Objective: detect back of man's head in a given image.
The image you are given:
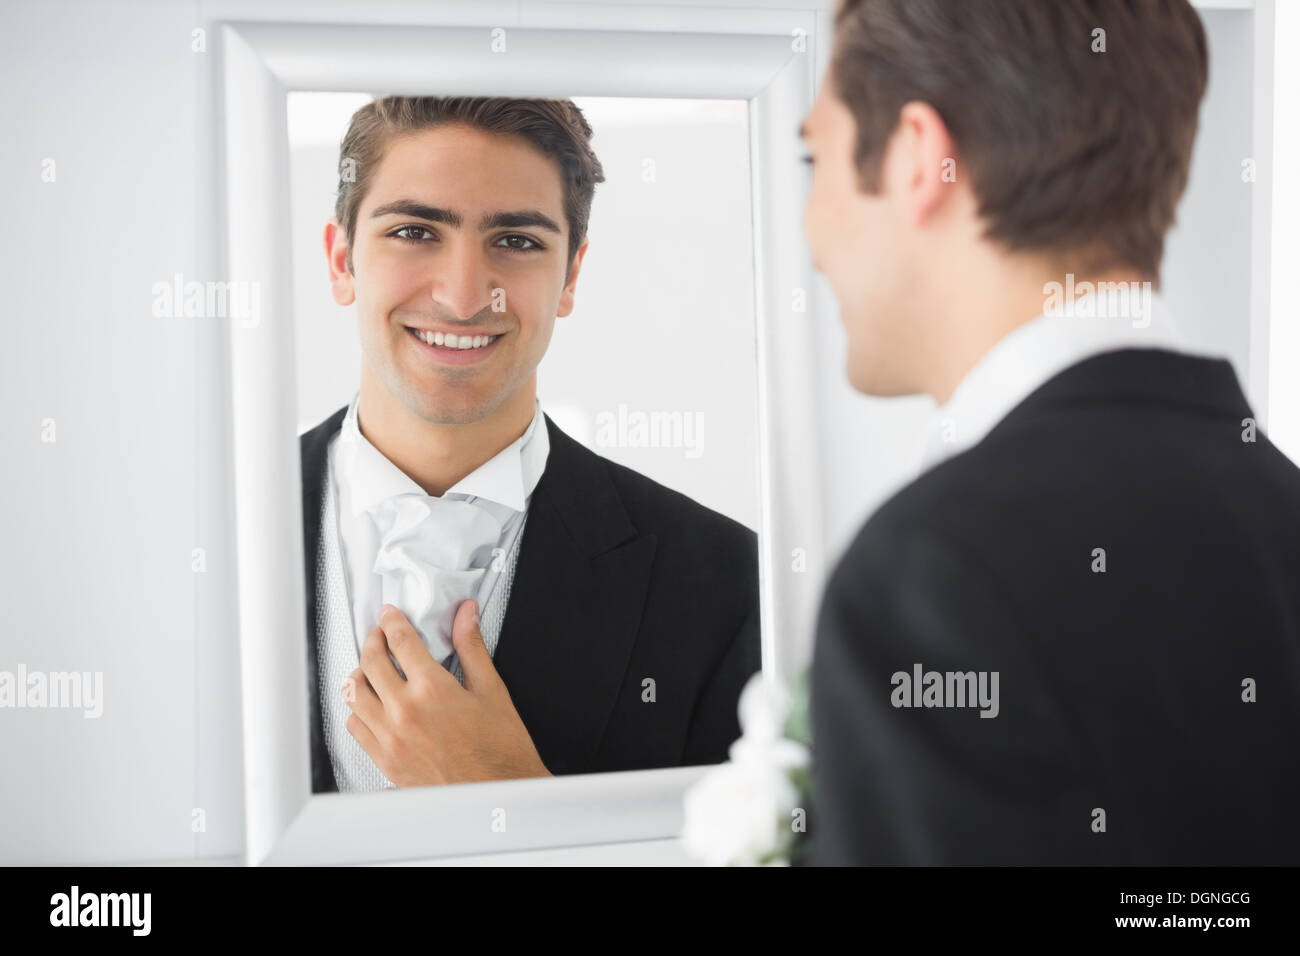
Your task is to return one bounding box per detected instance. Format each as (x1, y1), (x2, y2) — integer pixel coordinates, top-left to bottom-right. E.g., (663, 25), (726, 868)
(832, 0), (1208, 281)
(806, 0), (1209, 400)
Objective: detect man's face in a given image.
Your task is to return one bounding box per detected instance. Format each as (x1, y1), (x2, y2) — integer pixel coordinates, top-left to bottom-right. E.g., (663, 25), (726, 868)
(329, 123), (585, 424)
(802, 74), (917, 397)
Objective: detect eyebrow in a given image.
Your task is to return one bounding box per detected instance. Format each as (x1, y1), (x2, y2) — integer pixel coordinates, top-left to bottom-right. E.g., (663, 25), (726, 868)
(369, 199), (563, 235)
(798, 120), (810, 140)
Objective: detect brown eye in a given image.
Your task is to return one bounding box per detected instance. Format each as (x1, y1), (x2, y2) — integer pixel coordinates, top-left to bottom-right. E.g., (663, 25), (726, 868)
(496, 234), (542, 252)
(392, 225), (434, 243)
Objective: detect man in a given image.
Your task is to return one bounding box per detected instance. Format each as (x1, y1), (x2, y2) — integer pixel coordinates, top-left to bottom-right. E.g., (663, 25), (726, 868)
(801, 0), (1300, 864)
(301, 96), (759, 792)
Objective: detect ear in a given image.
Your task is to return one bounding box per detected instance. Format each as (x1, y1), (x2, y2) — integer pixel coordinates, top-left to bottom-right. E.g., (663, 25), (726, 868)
(324, 216), (356, 306)
(556, 237), (589, 318)
(890, 101), (961, 231)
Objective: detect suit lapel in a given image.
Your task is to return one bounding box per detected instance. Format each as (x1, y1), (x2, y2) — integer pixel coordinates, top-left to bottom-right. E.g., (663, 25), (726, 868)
(493, 414), (658, 773)
(300, 406), (347, 794)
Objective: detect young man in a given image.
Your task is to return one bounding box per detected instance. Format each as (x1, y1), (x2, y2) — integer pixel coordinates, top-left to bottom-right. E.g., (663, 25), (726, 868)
(302, 96), (760, 792)
(801, 0), (1300, 864)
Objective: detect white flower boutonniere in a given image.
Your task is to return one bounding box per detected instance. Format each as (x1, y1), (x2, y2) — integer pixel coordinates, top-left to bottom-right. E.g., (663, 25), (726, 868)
(681, 668), (812, 866)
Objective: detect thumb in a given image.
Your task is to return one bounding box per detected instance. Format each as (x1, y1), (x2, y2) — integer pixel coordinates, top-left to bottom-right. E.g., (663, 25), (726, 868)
(451, 599), (499, 692)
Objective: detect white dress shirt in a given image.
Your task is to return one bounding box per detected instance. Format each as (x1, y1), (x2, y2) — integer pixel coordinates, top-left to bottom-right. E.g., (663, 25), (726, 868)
(918, 299), (1227, 472)
(327, 392), (550, 676)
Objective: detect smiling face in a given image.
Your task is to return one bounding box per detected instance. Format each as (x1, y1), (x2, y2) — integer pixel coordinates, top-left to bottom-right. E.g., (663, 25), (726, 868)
(326, 123), (587, 425)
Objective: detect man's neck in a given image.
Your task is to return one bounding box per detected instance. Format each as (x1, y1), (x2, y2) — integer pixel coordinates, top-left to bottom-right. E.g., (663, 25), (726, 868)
(925, 254), (1148, 406)
(355, 372), (538, 497)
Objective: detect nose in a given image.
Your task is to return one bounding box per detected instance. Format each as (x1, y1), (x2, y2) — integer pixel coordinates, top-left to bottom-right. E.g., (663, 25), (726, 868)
(428, 240), (498, 321)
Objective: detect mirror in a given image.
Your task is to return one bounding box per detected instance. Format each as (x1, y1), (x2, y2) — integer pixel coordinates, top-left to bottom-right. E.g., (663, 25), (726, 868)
(287, 92), (762, 795)
(222, 18), (813, 864)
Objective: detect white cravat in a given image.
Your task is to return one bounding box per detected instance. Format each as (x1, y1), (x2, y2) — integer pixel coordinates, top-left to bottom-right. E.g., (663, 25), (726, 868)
(918, 298), (1227, 472)
(331, 392), (550, 672)
(366, 493), (515, 666)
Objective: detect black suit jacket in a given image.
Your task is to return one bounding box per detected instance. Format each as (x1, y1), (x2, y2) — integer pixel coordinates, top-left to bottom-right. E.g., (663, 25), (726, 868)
(301, 407), (760, 793)
(807, 348), (1300, 865)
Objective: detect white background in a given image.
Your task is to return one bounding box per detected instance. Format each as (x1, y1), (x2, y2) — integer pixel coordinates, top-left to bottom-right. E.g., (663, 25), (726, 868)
(0, 0), (1291, 865)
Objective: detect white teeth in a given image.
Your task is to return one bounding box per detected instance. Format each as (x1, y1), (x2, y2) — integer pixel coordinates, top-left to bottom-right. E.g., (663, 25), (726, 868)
(413, 328), (498, 350)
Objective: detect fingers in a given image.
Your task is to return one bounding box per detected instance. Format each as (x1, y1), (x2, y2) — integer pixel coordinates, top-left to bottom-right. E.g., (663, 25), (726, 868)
(378, 605), (454, 690)
(342, 667), (383, 732)
(358, 625), (404, 702)
(451, 599), (503, 695)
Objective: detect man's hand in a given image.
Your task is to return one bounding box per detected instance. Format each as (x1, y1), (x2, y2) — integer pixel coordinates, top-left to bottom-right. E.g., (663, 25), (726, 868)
(342, 599), (552, 787)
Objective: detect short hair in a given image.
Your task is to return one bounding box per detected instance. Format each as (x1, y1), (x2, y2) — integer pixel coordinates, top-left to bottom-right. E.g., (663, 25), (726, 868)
(830, 0), (1208, 281)
(334, 96), (606, 278)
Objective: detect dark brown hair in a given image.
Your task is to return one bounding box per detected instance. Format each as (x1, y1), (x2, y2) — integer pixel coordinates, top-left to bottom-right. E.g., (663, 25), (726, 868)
(334, 96), (605, 278)
(830, 0), (1208, 281)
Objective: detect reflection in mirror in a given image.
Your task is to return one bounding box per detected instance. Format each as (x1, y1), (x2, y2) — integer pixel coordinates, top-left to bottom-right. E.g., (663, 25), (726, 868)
(287, 93), (761, 794)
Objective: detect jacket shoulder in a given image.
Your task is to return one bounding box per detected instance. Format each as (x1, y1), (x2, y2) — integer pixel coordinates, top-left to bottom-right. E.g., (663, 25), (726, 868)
(598, 451), (758, 561)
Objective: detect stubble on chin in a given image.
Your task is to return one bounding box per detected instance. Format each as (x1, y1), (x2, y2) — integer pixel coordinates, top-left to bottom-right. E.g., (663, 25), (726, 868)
(398, 379), (495, 427)
(398, 365), (522, 427)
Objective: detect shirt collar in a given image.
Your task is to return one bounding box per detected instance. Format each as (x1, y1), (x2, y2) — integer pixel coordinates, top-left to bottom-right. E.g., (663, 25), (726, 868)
(340, 393), (550, 516)
(919, 300), (1207, 471)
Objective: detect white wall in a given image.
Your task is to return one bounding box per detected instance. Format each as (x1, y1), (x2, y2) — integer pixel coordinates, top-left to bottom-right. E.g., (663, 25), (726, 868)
(0, 0), (243, 863)
(1269, 0), (1300, 465)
